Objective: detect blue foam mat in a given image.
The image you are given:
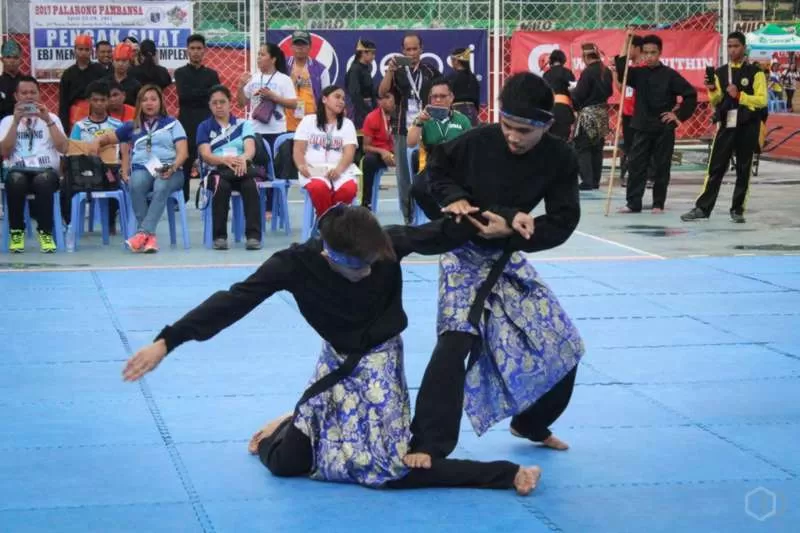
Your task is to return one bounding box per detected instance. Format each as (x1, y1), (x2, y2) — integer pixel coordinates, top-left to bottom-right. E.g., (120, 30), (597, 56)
(2, 256), (799, 533)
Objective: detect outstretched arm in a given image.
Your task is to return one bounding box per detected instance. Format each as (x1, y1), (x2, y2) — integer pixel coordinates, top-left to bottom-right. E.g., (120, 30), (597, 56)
(385, 217), (478, 260)
(122, 252), (295, 381)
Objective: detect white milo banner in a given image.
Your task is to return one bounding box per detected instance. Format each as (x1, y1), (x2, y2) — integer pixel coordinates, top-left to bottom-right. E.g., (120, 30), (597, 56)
(30, 2), (194, 82)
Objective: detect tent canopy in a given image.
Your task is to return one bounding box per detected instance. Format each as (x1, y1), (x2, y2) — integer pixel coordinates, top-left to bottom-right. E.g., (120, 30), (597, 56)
(746, 24), (800, 52)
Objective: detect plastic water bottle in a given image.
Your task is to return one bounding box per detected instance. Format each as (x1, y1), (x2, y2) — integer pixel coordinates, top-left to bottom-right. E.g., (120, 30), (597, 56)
(65, 224), (75, 252)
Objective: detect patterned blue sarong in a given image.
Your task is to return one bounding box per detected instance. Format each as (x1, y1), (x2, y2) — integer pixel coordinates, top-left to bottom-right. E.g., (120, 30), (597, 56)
(438, 242), (585, 435)
(293, 336), (411, 487)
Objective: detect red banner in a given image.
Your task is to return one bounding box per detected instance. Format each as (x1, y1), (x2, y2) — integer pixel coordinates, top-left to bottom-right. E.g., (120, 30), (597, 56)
(510, 30), (721, 103)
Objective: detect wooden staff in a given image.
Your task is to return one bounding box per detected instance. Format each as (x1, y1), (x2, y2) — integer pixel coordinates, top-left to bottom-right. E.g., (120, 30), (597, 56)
(604, 32), (635, 217)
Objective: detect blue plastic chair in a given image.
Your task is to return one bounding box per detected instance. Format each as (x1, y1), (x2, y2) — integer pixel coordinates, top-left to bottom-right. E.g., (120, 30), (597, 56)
(69, 189), (130, 250)
(271, 132), (295, 235)
(122, 180), (190, 249)
(1, 185), (66, 252)
(366, 167), (387, 214)
(405, 147), (429, 226)
(261, 134), (292, 236)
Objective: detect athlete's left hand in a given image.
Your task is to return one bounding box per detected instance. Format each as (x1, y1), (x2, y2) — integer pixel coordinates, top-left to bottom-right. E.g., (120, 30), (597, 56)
(512, 212), (535, 240)
(467, 211), (514, 239)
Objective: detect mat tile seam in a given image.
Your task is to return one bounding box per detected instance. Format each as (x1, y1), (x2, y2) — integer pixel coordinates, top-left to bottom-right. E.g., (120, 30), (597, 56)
(91, 271), (216, 533)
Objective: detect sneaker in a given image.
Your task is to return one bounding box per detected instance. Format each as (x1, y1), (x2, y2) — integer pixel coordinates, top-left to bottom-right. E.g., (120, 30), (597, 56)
(143, 234), (159, 253)
(126, 232), (149, 253)
(730, 211), (746, 224)
(245, 238), (262, 250)
(680, 207), (708, 222)
(213, 238), (229, 250)
(9, 229), (24, 253)
(37, 230), (56, 253)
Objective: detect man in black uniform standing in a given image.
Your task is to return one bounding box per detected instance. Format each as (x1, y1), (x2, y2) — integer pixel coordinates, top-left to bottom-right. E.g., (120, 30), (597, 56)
(615, 34), (697, 213)
(174, 34), (220, 203)
(681, 32), (767, 224)
(0, 41), (23, 121)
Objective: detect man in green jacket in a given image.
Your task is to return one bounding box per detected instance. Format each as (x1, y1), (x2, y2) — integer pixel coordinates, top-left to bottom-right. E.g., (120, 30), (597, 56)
(408, 77), (472, 220)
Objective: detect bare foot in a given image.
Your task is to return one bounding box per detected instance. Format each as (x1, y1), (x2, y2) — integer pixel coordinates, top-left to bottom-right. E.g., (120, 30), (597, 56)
(513, 466), (542, 496)
(541, 435), (569, 451)
(510, 427), (569, 450)
(651, 208), (664, 214)
(247, 412), (293, 455)
(617, 206), (640, 214)
(403, 452), (432, 469)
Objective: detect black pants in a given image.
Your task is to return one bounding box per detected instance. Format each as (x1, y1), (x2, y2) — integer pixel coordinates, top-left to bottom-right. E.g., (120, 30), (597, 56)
(696, 120), (760, 216)
(410, 331), (578, 458)
(550, 103), (574, 141)
(619, 115), (634, 183)
(262, 133), (283, 213)
(209, 175), (261, 241)
(258, 418), (518, 490)
(411, 170), (444, 221)
(360, 152), (387, 211)
(786, 89), (794, 112)
(625, 127), (676, 211)
(5, 169), (59, 233)
(574, 131), (604, 188)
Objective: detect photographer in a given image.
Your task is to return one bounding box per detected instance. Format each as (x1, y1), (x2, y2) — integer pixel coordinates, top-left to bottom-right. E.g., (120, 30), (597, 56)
(681, 32), (766, 224)
(0, 76), (68, 253)
(378, 33), (439, 224)
(407, 77), (472, 220)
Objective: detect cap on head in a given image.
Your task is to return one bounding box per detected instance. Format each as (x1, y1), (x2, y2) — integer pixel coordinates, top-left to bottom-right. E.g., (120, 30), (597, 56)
(292, 30), (311, 45)
(356, 39), (376, 52)
(1, 40), (21, 58)
(75, 35), (93, 48)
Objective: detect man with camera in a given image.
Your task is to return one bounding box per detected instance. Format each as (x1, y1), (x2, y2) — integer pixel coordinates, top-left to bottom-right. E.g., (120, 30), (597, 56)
(378, 32), (440, 224)
(681, 32), (767, 224)
(0, 76), (68, 253)
(407, 77), (472, 219)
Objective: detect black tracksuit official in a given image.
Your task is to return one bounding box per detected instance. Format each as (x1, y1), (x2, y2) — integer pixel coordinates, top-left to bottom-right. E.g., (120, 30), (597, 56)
(615, 55), (697, 211)
(682, 62), (766, 222)
(174, 63), (220, 202)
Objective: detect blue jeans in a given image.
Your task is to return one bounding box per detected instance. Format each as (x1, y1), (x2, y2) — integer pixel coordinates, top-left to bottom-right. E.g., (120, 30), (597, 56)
(129, 168), (184, 234)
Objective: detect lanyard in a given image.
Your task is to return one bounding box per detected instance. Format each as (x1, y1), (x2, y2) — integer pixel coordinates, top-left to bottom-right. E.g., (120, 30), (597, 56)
(404, 65), (422, 102)
(381, 111), (390, 136)
(144, 119), (158, 152)
(25, 117), (36, 152)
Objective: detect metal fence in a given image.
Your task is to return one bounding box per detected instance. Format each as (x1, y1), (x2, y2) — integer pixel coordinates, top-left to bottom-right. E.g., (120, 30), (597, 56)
(2, 0), (725, 141)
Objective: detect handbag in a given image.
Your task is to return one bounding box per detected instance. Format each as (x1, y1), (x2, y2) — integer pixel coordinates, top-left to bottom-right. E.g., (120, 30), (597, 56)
(251, 72), (278, 124)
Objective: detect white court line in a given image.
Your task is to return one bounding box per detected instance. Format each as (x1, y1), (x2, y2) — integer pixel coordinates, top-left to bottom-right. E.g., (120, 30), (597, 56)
(574, 230), (666, 259)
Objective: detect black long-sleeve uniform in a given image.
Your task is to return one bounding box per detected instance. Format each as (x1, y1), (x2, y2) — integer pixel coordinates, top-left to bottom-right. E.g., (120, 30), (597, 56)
(153, 218), (522, 491)
(0, 71), (21, 121)
(129, 63), (172, 90)
(345, 60), (376, 130)
(174, 63), (220, 200)
(447, 69), (481, 126)
(58, 62), (108, 130)
(412, 125), (581, 459)
(427, 124), (580, 253)
(543, 65), (576, 139)
(571, 62), (613, 188)
(615, 56), (697, 210)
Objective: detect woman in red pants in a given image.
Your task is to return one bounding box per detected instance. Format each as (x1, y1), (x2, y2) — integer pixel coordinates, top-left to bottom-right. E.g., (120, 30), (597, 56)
(293, 85), (359, 217)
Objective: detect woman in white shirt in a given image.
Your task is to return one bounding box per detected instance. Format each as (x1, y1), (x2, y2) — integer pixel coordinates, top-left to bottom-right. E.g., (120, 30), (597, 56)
(237, 43), (297, 150)
(292, 85), (358, 217)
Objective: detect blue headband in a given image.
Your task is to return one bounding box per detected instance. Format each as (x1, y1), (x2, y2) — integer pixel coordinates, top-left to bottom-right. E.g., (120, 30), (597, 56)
(500, 109), (554, 127)
(323, 240), (369, 269)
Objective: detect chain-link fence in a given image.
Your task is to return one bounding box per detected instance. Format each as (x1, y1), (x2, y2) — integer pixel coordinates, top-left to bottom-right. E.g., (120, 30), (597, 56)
(2, 0), (722, 142)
